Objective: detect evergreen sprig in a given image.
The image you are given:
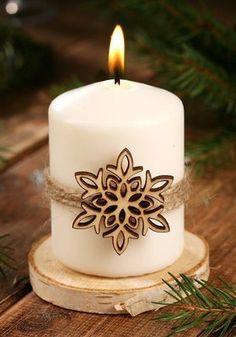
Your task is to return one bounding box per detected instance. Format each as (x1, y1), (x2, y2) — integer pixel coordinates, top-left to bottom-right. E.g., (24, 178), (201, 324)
(154, 273), (236, 336)
(86, 0), (236, 173)
(0, 123), (8, 171)
(186, 131), (236, 175)
(50, 78), (83, 99)
(0, 234), (15, 278)
(0, 146), (8, 170)
(90, 0), (236, 125)
(165, 45), (236, 114)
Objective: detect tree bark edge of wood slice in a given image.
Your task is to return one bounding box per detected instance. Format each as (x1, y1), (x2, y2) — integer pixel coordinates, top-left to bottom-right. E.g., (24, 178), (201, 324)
(28, 231), (209, 316)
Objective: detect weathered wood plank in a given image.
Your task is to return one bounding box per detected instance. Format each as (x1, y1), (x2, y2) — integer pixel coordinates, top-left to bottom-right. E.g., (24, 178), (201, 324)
(0, 89), (50, 172)
(0, 292), (201, 337)
(0, 146), (50, 313)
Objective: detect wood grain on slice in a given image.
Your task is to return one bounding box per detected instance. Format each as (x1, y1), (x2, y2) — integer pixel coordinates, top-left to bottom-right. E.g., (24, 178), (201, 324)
(0, 144), (236, 335)
(28, 232), (209, 316)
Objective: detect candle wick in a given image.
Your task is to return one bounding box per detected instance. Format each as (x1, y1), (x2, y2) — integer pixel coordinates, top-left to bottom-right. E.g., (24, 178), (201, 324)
(114, 69), (120, 85)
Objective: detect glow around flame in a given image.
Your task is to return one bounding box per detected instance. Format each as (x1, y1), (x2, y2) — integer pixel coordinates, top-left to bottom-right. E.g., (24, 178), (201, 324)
(108, 25), (125, 76)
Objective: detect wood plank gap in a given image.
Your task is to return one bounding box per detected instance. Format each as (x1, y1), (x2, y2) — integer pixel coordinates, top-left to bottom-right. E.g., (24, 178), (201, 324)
(1, 135), (48, 174)
(0, 283), (32, 316)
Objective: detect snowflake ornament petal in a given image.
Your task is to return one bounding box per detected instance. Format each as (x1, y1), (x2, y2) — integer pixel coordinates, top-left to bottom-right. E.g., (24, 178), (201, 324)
(73, 148), (174, 255)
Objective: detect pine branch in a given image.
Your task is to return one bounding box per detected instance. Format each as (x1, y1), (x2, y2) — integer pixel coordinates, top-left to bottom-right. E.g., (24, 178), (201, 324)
(93, 0), (236, 68)
(0, 147), (8, 170)
(0, 123), (9, 170)
(154, 273), (236, 337)
(163, 46), (236, 115)
(50, 78), (83, 99)
(156, 1), (236, 70)
(90, 0), (236, 123)
(186, 131), (236, 175)
(0, 234), (16, 278)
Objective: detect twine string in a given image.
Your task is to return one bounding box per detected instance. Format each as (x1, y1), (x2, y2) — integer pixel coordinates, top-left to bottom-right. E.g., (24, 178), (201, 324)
(44, 169), (190, 212)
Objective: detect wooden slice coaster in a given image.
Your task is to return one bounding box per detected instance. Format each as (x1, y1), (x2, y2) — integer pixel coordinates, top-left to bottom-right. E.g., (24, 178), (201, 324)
(28, 231), (209, 316)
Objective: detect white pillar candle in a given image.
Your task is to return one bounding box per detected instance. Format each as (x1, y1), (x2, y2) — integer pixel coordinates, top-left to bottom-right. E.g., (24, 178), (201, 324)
(49, 79), (184, 277)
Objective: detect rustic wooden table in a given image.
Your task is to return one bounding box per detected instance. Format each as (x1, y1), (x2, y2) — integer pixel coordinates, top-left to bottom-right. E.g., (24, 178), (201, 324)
(0, 3), (235, 336)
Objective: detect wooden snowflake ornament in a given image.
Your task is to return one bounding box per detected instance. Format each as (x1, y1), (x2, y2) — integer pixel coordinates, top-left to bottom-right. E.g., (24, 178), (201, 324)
(73, 149), (174, 255)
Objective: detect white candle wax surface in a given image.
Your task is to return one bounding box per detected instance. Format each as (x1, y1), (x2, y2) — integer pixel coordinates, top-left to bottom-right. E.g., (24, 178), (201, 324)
(49, 79), (184, 277)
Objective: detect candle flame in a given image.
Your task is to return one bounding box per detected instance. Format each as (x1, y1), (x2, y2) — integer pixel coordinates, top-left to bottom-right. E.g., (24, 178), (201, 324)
(108, 25), (125, 84)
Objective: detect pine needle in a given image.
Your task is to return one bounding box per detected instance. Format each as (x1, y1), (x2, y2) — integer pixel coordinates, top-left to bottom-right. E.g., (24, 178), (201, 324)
(90, 0), (236, 125)
(186, 131), (236, 175)
(0, 234), (16, 278)
(154, 273), (236, 337)
(50, 78), (83, 99)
